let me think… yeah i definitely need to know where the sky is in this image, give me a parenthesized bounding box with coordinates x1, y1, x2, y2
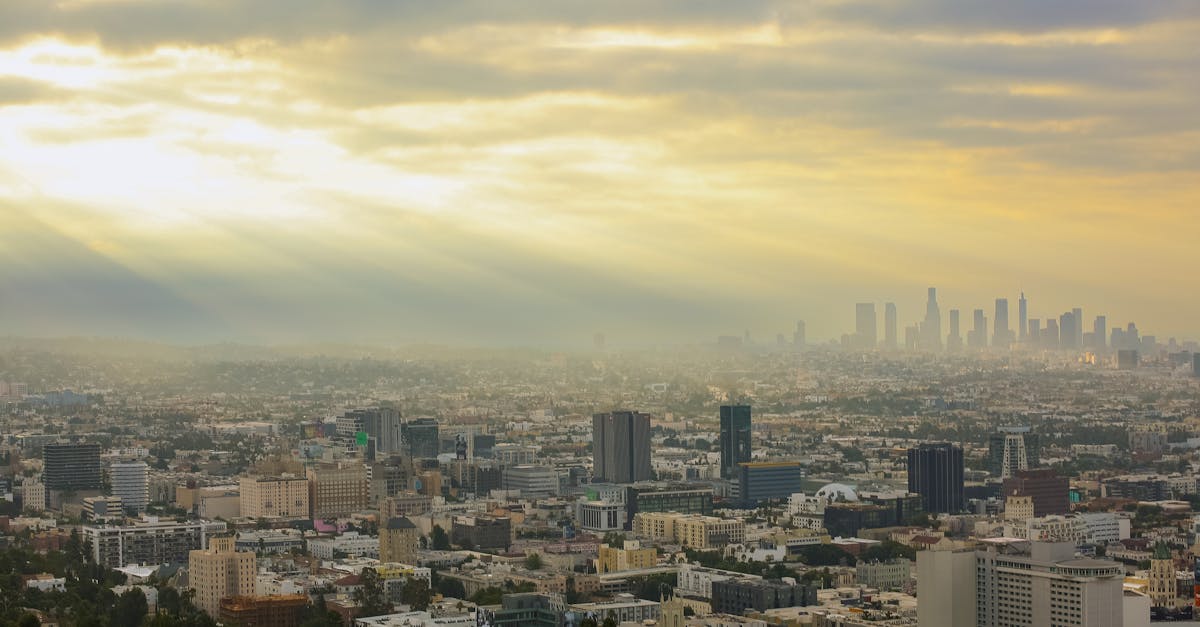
(0, 0, 1197, 347)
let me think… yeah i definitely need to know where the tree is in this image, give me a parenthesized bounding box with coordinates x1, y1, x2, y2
(430, 525, 451, 551)
(524, 553, 543, 571)
(400, 577, 432, 611)
(469, 587, 504, 606)
(110, 587, 149, 626)
(602, 532, 627, 547)
(355, 568, 391, 617)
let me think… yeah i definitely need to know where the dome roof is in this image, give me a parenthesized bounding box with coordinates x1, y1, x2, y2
(816, 483, 858, 502)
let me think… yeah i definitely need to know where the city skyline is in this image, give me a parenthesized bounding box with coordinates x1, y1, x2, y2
(0, 2, 1198, 345)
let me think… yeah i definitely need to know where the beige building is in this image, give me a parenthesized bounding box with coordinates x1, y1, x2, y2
(379, 517, 420, 565)
(1005, 495, 1035, 521)
(632, 512, 745, 549)
(188, 536, 255, 618)
(239, 475, 309, 519)
(1149, 541, 1175, 608)
(307, 463, 370, 519)
(597, 540, 657, 573)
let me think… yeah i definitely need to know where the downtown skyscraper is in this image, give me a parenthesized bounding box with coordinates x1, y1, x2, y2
(921, 287, 942, 351)
(855, 303, 877, 349)
(884, 302, 897, 350)
(593, 411, 652, 483)
(719, 405, 752, 480)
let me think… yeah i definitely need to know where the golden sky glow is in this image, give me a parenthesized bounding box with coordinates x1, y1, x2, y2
(0, 1, 1198, 345)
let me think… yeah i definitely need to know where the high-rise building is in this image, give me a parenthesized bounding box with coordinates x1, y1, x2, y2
(43, 443, 102, 491)
(109, 461, 149, 514)
(921, 287, 942, 351)
(917, 549, 977, 627)
(307, 463, 370, 519)
(379, 517, 420, 565)
(1072, 307, 1084, 348)
(907, 443, 963, 514)
(1028, 319, 1041, 345)
(969, 309, 988, 349)
(884, 302, 897, 350)
(592, 411, 652, 484)
(792, 320, 806, 349)
(402, 418, 440, 459)
(737, 461, 803, 506)
(974, 541, 1124, 626)
(1093, 316, 1107, 350)
(1002, 469, 1069, 517)
(855, 303, 877, 349)
(992, 298, 1012, 347)
(1117, 349, 1139, 370)
(946, 309, 962, 351)
(1018, 292, 1028, 343)
(719, 405, 752, 480)
(1059, 311, 1078, 349)
(336, 408, 404, 455)
(239, 475, 310, 519)
(189, 536, 255, 617)
(1149, 541, 1175, 607)
(1044, 318, 1059, 347)
(987, 427, 1039, 478)
(84, 518, 227, 569)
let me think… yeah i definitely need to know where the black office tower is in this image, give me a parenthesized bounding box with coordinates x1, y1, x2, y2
(593, 411, 652, 483)
(43, 442, 103, 491)
(719, 405, 752, 479)
(402, 418, 441, 459)
(907, 443, 963, 514)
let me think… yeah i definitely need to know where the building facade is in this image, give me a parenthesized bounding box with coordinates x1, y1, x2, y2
(239, 476, 310, 519)
(719, 405, 752, 480)
(592, 411, 652, 484)
(189, 536, 256, 617)
(907, 443, 963, 514)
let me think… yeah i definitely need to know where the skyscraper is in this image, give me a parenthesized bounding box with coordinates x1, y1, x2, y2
(969, 309, 988, 349)
(884, 302, 897, 350)
(907, 443, 963, 514)
(921, 287, 942, 351)
(992, 298, 1011, 347)
(1093, 315, 1107, 349)
(1018, 292, 1027, 343)
(947, 309, 962, 351)
(402, 418, 440, 459)
(1059, 311, 1077, 349)
(593, 411, 652, 483)
(110, 461, 149, 514)
(719, 405, 752, 480)
(793, 320, 806, 350)
(189, 536, 256, 618)
(43, 443, 102, 491)
(987, 427, 1039, 478)
(855, 303, 877, 349)
(1072, 307, 1084, 348)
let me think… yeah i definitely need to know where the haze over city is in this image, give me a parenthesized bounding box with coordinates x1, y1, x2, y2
(1, 1, 1198, 346)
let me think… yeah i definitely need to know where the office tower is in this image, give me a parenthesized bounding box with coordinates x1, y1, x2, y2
(968, 309, 987, 349)
(719, 405, 752, 480)
(737, 461, 803, 506)
(1093, 315, 1107, 350)
(904, 325, 919, 350)
(43, 443, 102, 491)
(1059, 311, 1076, 349)
(793, 320, 806, 349)
(987, 427, 1039, 478)
(1028, 319, 1041, 344)
(1072, 307, 1084, 348)
(883, 302, 897, 350)
(1044, 319, 1059, 347)
(974, 541, 1124, 627)
(337, 408, 404, 455)
(907, 443, 963, 514)
(592, 411, 652, 483)
(402, 418, 440, 459)
(992, 298, 1011, 347)
(1018, 292, 1027, 342)
(379, 517, 420, 564)
(306, 463, 370, 519)
(946, 309, 962, 351)
(917, 549, 977, 627)
(189, 536, 255, 617)
(1002, 469, 1069, 516)
(109, 461, 149, 514)
(855, 302, 877, 349)
(921, 287, 942, 351)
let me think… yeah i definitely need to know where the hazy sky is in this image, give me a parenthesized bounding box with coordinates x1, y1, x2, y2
(0, 1, 1197, 346)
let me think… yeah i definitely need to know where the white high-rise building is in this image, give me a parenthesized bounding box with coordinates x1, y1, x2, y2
(920, 541, 1125, 627)
(109, 461, 149, 514)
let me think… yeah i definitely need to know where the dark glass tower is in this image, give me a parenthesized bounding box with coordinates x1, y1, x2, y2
(43, 442, 102, 491)
(592, 411, 652, 483)
(719, 405, 752, 479)
(907, 443, 963, 514)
